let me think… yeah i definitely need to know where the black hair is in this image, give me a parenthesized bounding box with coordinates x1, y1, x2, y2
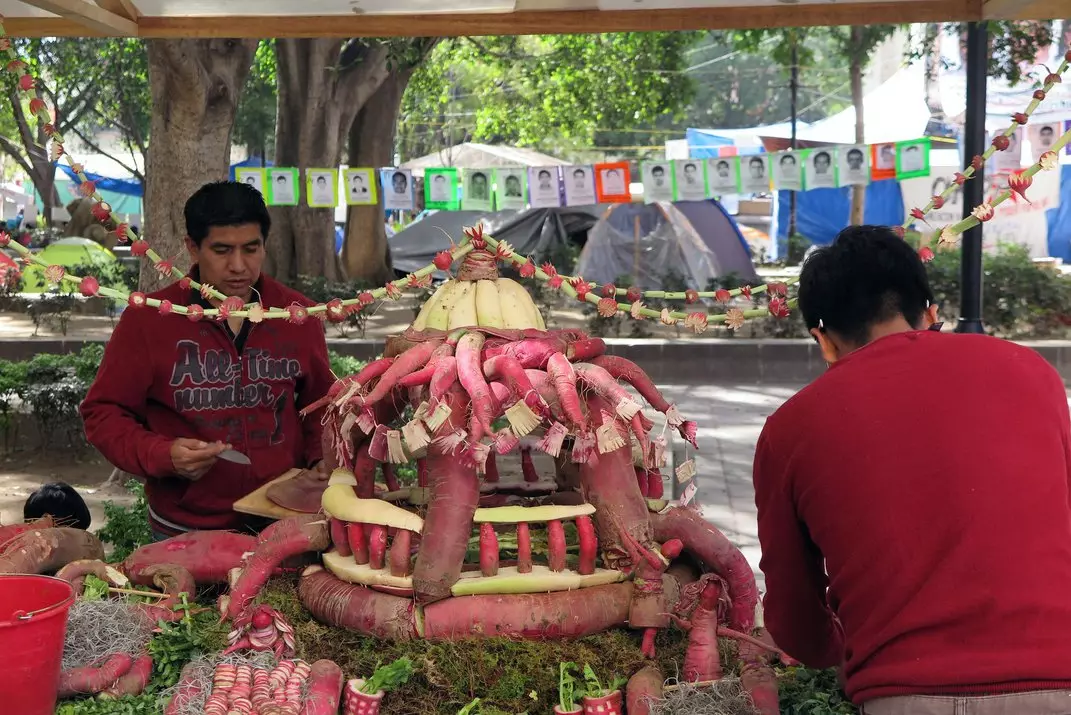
(847, 148, 864, 160)
(573, 168, 586, 177)
(392, 171, 406, 182)
(473, 172, 486, 181)
(24, 482, 91, 530)
(814, 151, 831, 163)
(538, 170, 552, 179)
(651, 165, 665, 175)
(906, 145, 919, 153)
(717, 161, 729, 169)
(798, 225, 935, 346)
(315, 175, 327, 183)
(749, 157, 764, 167)
(607, 169, 619, 176)
(780, 155, 796, 165)
(184, 181, 271, 247)
(505, 174, 520, 182)
(433, 174, 445, 181)
(683, 163, 697, 171)
(1041, 125, 1055, 134)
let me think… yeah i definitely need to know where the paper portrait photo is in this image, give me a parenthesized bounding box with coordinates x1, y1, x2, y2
(673, 159, 707, 201)
(529, 166, 562, 208)
(495, 168, 528, 211)
(895, 140, 931, 179)
(773, 152, 803, 192)
(992, 128, 1023, 173)
(1029, 123, 1060, 161)
(344, 168, 377, 206)
(804, 149, 837, 190)
(706, 157, 739, 195)
(306, 169, 338, 208)
(595, 162, 631, 203)
(875, 143, 897, 171)
(738, 155, 769, 195)
(382, 169, 414, 211)
(838, 145, 870, 187)
(642, 162, 674, 204)
(266, 168, 299, 206)
(428, 173, 451, 204)
(236, 168, 266, 196)
(463, 169, 493, 212)
(564, 165, 596, 206)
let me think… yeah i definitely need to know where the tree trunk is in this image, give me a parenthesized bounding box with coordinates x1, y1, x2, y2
(848, 26, 866, 226)
(142, 39, 257, 293)
(341, 70, 417, 285)
(265, 39, 392, 284)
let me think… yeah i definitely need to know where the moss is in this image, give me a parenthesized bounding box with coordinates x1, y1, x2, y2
(259, 578, 754, 715)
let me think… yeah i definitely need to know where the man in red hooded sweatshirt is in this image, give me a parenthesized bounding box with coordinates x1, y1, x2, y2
(81, 181, 335, 538)
(753, 225, 1071, 714)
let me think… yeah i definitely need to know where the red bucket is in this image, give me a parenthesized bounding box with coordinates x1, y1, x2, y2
(0, 575, 75, 714)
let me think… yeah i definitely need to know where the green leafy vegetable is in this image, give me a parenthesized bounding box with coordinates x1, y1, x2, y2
(147, 597, 227, 690)
(361, 656, 415, 694)
(457, 698, 481, 715)
(559, 662, 581, 712)
(54, 693, 161, 715)
(81, 574, 110, 602)
(96, 480, 153, 562)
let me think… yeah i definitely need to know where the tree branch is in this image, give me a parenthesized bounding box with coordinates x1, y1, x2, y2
(69, 125, 143, 183)
(0, 135, 33, 176)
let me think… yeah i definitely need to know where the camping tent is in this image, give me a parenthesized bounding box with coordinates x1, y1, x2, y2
(20, 237, 119, 292)
(575, 201, 756, 291)
(390, 206, 602, 275)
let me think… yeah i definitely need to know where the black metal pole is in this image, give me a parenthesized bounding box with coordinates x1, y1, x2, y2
(788, 34, 799, 239)
(955, 22, 987, 334)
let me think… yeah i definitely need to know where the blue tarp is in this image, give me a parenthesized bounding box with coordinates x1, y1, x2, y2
(57, 163, 142, 197)
(1046, 165, 1071, 262)
(684, 129, 735, 159)
(774, 179, 905, 249)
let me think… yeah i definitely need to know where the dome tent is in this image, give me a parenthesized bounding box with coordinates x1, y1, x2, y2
(574, 201, 757, 292)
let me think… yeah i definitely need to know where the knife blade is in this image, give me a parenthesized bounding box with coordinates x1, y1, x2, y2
(218, 448, 252, 465)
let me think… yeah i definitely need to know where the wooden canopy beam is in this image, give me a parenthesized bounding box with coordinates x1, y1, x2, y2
(17, 0, 138, 35)
(93, 0, 141, 22)
(982, 0, 1071, 20)
(0, 0, 979, 38)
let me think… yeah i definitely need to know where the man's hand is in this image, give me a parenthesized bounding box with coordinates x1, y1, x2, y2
(170, 438, 229, 481)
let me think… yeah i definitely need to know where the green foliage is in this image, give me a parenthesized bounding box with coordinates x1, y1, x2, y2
(559, 662, 582, 712)
(81, 573, 111, 601)
(907, 21, 1055, 85)
(291, 275, 374, 338)
(399, 33, 697, 162)
(54, 693, 161, 715)
(362, 656, 416, 694)
(234, 40, 278, 159)
(96, 480, 152, 562)
(330, 352, 367, 379)
(778, 667, 857, 715)
(149, 600, 228, 690)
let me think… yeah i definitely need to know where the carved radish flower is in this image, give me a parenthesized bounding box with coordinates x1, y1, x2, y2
(17, 74, 33, 91)
(1009, 170, 1033, 202)
(684, 289, 699, 304)
(186, 304, 204, 321)
(601, 283, 617, 298)
(4, 61, 26, 74)
(129, 291, 148, 308)
(630, 301, 646, 319)
(892, 225, 906, 238)
(406, 273, 430, 290)
(971, 203, 995, 222)
(1013, 112, 1028, 125)
(114, 223, 129, 243)
(28, 97, 46, 116)
(79, 276, 99, 297)
(548, 274, 563, 289)
(684, 312, 709, 334)
(724, 308, 746, 330)
(494, 241, 513, 261)
(519, 258, 535, 278)
(44, 264, 64, 284)
(1035, 89, 1048, 100)
(768, 297, 790, 318)
(992, 134, 1010, 151)
(158, 300, 173, 315)
(49, 142, 64, 162)
(938, 226, 959, 245)
(433, 250, 453, 271)
(219, 296, 244, 318)
(385, 282, 403, 299)
(954, 172, 968, 186)
(931, 195, 945, 210)
(971, 155, 985, 172)
(714, 288, 731, 303)
(767, 281, 788, 298)
(659, 308, 676, 326)
(597, 298, 618, 318)
(918, 246, 936, 263)
(326, 298, 346, 322)
(1040, 151, 1059, 171)
(463, 223, 487, 249)
(178, 277, 192, 291)
(625, 286, 642, 303)
(740, 285, 752, 300)
(357, 291, 374, 308)
(287, 303, 309, 324)
(571, 277, 592, 301)
(540, 263, 558, 278)
(91, 201, 111, 222)
(247, 303, 266, 323)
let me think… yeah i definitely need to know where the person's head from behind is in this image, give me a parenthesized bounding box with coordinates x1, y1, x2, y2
(184, 181, 270, 302)
(24, 482, 90, 530)
(799, 225, 938, 364)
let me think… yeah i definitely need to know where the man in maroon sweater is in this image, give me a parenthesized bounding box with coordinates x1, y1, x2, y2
(754, 225, 1071, 714)
(81, 181, 335, 538)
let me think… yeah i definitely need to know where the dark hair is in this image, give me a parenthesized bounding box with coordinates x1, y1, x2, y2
(780, 155, 796, 165)
(24, 482, 91, 530)
(847, 148, 864, 160)
(717, 161, 729, 169)
(1041, 125, 1055, 134)
(906, 145, 920, 153)
(184, 181, 271, 247)
(652, 165, 665, 175)
(505, 174, 520, 182)
(392, 171, 406, 182)
(573, 168, 586, 177)
(538, 170, 552, 179)
(315, 175, 327, 183)
(798, 225, 935, 346)
(814, 152, 831, 163)
(473, 172, 486, 181)
(433, 174, 446, 181)
(749, 157, 764, 167)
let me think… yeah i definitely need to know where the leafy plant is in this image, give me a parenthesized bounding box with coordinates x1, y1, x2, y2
(778, 667, 857, 715)
(96, 480, 153, 562)
(148, 597, 228, 690)
(581, 663, 625, 697)
(361, 656, 415, 694)
(558, 662, 582, 712)
(55, 693, 161, 715)
(81, 573, 111, 602)
(329, 353, 367, 379)
(291, 275, 373, 338)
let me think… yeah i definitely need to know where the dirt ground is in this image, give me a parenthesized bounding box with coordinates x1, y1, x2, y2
(0, 449, 134, 531)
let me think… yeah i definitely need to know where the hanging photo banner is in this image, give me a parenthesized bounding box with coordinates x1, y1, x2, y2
(564, 166, 597, 206)
(266, 168, 299, 206)
(707, 157, 740, 195)
(773, 151, 803, 192)
(895, 139, 930, 180)
(236, 167, 266, 195)
(1029, 123, 1060, 160)
(641, 161, 674, 204)
(991, 128, 1023, 174)
(738, 155, 769, 195)
(494, 168, 527, 211)
(306, 168, 338, 208)
(804, 149, 837, 190)
(673, 159, 707, 201)
(871, 143, 898, 181)
(382, 168, 414, 211)
(529, 166, 562, 208)
(425, 167, 459, 210)
(462, 169, 493, 211)
(594, 162, 631, 203)
(838, 145, 870, 187)
(344, 168, 377, 206)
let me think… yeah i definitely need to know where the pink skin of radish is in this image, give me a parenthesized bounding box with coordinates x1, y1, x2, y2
(479, 523, 500, 576)
(576, 515, 597, 575)
(300, 567, 418, 641)
(57, 559, 116, 594)
(590, 356, 673, 413)
(651, 506, 758, 633)
(546, 353, 587, 430)
(299, 660, 346, 715)
(347, 523, 369, 565)
(0, 527, 104, 575)
(485, 451, 500, 482)
(520, 448, 539, 482)
(330, 519, 352, 558)
(566, 337, 606, 361)
(353, 443, 378, 498)
(389, 530, 412, 577)
(635, 467, 649, 498)
(456, 332, 497, 441)
(412, 385, 480, 603)
(517, 522, 532, 574)
(382, 463, 400, 492)
(60, 653, 134, 697)
(547, 520, 567, 572)
(429, 355, 459, 405)
(0, 516, 53, 553)
(223, 514, 330, 620)
(123, 530, 257, 586)
(682, 579, 723, 682)
(738, 628, 781, 715)
(490, 337, 565, 369)
(647, 470, 664, 499)
(103, 653, 153, 697)
(306, 356, 395, 414)
(573, 363, 639, 417)
(136, 564, 196, 623)
(164, 662, 204, 715)
(368, 525, 388, 570)
(358, 339, 442, 408)
(524, 369, 565, 421)
(483, 354, 546, 414)
(417, 458, 429, 487)
(625, 666, 664, 715)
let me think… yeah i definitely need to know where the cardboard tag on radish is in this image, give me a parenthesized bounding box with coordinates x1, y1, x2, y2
(651, 436, 667, 468)
(675, 458, 696, 484)
(678, 481, 697, 507)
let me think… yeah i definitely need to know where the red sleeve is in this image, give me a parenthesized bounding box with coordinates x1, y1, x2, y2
(296, 321, 334, 467)
(79, 312, 174, 478)
(753, 423, 844, 668)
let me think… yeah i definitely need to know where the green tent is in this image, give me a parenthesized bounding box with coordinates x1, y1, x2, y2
(21, 237, 119, 293)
